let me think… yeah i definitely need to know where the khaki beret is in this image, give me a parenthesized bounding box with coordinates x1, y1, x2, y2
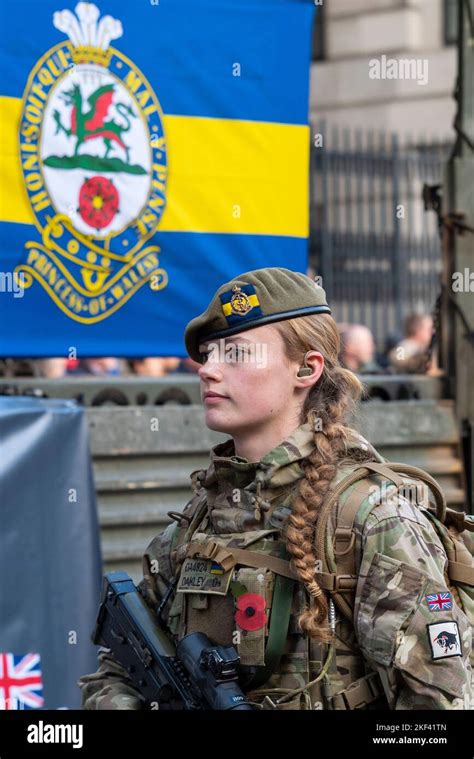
(184, 267, 331, 362)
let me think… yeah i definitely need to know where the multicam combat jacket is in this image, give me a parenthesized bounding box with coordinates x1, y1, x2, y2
(78, 422, 473, 710)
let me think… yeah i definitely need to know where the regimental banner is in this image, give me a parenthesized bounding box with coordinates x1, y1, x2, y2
(0, 0, 316, 356)
(17, 2, 167, 324)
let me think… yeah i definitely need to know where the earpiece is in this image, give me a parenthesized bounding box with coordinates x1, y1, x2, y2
(297, 352, 312, 377)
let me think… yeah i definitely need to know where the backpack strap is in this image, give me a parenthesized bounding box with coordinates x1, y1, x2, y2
(176, 540, 299, 580)
(153, 490, 210, 625)
(314, 461, 448, 623)
(169, 489, 209, 571)
(422, 507, 474, 587)
(242, 552, 296, 690)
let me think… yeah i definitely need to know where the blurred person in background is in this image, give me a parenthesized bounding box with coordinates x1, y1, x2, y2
(33, 358, 68, 378)
(169, 357, 200, 374)
(130, 357, 181, 376)
(338, 323, 382, 374)
(378, 331, 403, 370)
(388, 314, 434, 374)
(67, 358, 124, 376)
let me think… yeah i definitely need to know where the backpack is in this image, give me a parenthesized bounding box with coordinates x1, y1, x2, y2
(157, 460, 473, 708)
(314, 460, 474, 650)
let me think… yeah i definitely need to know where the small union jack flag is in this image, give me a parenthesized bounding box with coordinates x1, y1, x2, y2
(425, 592, 453, 612)
(0, 653, 44, 710)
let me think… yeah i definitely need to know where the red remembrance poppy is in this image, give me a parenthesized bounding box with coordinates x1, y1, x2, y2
(235, 592, 267, 632)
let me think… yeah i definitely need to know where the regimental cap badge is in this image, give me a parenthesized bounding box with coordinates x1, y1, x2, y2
(219, 283, 263, 325)
(230, 285, 253, 315)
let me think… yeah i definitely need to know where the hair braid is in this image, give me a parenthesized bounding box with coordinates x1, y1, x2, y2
(274, 314, 373, 643)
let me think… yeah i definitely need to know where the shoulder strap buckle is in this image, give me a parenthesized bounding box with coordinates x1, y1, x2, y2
(330, 671, 384, 710)
(334, 527, 356, 556)
(316, 571, 357, 593)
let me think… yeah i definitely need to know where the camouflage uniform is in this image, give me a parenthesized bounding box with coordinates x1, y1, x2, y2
(78, 422, 473, 710)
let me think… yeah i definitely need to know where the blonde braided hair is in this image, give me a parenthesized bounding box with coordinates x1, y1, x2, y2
(273, 313, 373, 643)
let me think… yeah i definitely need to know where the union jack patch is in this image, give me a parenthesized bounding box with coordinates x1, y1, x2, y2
(0, 653, 44, 710)
(425, 592, 453, 612)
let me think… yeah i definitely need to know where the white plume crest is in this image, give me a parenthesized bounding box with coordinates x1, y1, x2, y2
(96, 15, 123, 50)
(53, 2, 123, 50)
(53, 9, 83, 48)
(76, 2, 100, 46)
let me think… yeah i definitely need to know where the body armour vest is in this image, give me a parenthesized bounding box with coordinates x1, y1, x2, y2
(139, 422, 389, 710)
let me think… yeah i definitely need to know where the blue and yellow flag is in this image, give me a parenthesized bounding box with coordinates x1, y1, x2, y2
(0, 0, 315, 356)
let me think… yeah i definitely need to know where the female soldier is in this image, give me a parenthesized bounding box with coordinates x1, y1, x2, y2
(78, 267, 472, 710)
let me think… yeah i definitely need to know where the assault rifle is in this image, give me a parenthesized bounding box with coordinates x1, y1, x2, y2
(92, 571, 254, 710)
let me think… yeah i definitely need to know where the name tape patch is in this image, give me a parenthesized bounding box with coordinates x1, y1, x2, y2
(177, 558, 233, 595)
